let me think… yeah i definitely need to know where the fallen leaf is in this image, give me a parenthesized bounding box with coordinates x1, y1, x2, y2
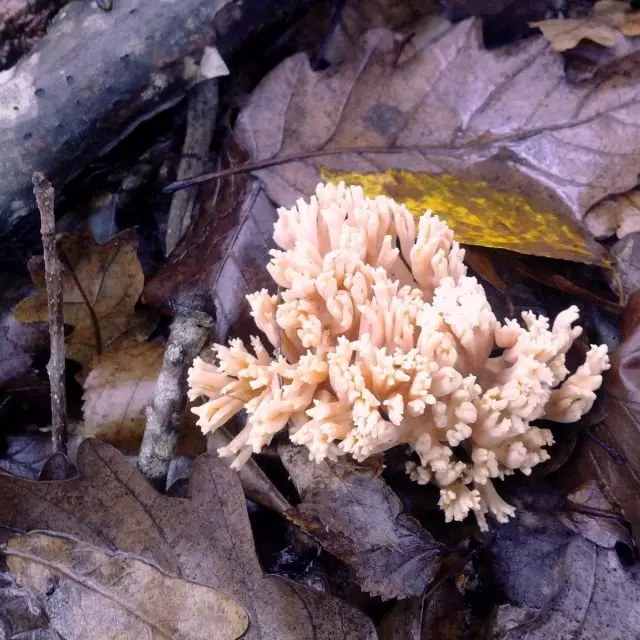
(144, 177, 278, 345)
(0, 569, 55, 639)
(565, 293, 640, 547)
(559, 480, 635, 551)
(586, 187, 640, 240)
(79, 340, 164, 452)
(4, 532, 249, 640)
(234, 17, 640, 228)
(531, 0, 640, 52)
(320, 168, 608, 265)
(0, 439, 377, 640)
(279, 444, 444, 600)
(0, 434, 54, 480)
(490, 498, 640, 639)
(14, 228, 154, 366)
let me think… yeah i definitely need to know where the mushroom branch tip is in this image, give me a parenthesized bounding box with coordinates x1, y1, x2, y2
(187, 182, 611, 530)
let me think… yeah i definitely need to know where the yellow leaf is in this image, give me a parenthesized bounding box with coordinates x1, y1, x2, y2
(320, 168, 610, 266)
(13, 228, 155, 365)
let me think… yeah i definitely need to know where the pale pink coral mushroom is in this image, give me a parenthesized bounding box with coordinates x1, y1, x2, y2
(187, 182, 611, 530)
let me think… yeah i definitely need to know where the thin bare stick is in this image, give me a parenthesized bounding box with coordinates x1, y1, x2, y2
(33, 172, 67, 455)
(138, 292, 214, 489)
(162, 145, 454, 193)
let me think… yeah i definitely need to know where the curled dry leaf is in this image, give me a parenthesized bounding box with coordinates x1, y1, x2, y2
(531, 0, 640, 52)
(0, 439, 377, 640)
(586, 187, 640, 240)
(13, 228, 154, 366)
(0, 569, 54, 639)
(279, 444, 444, 601)
(235, 17, 640, 226)
(4, 532, 249, 640)
(79, 340, 164, 452)
(143, 179, 277, 343)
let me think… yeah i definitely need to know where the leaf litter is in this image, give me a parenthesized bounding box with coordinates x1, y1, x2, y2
(4, 532, 249, 640)
(280, 444, 445, 601)
(13, 228, 155, 368)
(0, 439, 377, 639)
(234, 15, 640, 232)
(4, 0, 640, 637)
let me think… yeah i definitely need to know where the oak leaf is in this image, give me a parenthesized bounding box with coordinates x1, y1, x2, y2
(0, 439, 377, 640)
(13, 228, 154, 366)
(4, 532, 249, 640)
(531, 0, 640, 52)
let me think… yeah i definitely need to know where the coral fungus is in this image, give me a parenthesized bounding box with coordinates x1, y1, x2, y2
(188, 182, 610, 530)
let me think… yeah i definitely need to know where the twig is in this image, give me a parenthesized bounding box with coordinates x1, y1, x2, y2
(33, 172, 67, 455)
(162, 145, 454, 193)
(165, 78, 219, 256)
(137, 292, 215, 489)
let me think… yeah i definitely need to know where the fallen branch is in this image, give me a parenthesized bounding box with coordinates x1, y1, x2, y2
(138, 292, 214, 489)
(0, 0, 322, 246)
(33, 172, 67, 455)
(165, 78, 219, 257)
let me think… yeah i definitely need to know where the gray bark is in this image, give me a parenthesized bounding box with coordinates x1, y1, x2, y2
(0, 0, 318, 244)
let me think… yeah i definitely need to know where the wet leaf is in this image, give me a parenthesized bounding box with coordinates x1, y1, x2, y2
(4, 532, 249, 640)
(320, 169, 608, 265)
(235, 17, 640, 230)
(490, 488, 640, 639)
(79, 340, 164, 452)
(0, 439, 377, 640)
(532, 0, 640, 52)
(280, 444, 444, 600)
(14, 228, 154, 366)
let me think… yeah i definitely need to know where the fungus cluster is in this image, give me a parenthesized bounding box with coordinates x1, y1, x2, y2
(188, 183, 610, 530)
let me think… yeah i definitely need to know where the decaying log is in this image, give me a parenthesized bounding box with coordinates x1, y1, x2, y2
(0, 0, 319, 251)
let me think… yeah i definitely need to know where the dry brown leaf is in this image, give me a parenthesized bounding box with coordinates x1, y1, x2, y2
(585, 187, 640, 240)
(5, 532, 248, 640)
(14, 228, 154, 366)
(79, 340, 164, 452)
(532, 0, 640, 52)
(280, 444, 444, 601)
(234, 17, 640, 224)
(144, 178, 278, 346)
(0, 439, 377, 640)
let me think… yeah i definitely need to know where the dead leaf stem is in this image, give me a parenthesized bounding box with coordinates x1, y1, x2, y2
(58, 250, 103, 355)
(33, 173, 67, 455)
(138, 293, 214, 489)
(162, 146, 447, 193)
